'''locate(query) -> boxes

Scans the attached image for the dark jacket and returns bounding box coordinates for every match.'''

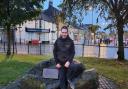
[53,36,75,65]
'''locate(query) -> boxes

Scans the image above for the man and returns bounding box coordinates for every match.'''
[53,26,75,89]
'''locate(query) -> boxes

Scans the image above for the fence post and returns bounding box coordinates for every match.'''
[98,43,100,58]
[4,42,6,52]
[28,43,29,54]
[82,43,85,57]
[12,42,15,54]
[40,43,42,55]
[15,42,17,54]
[82,32,86,57]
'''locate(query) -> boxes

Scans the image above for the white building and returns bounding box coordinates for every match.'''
[13,1,89,44]
[15,1,59,44]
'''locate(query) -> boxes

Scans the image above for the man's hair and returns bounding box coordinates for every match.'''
[61,26,68,32]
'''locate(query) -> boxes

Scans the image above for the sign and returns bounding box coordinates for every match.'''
[43,68,59,79]
[31,40,39,45]
[25,28,50,33]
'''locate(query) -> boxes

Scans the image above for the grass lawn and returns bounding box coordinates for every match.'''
[0,54,51,86]
[78,57,128,89]
[0,54,128,89]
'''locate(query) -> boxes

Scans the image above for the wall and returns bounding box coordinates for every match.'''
[15,20,58,44]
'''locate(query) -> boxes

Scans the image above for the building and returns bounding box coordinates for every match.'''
[15,1,60,44]
[15,1,88,44]
[69,24,93,44]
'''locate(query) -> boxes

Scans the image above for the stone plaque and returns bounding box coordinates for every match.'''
[43,68,59,79]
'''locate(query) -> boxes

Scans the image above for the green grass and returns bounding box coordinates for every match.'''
[77,57,128,89]
[0,54,128,89]
[0,54,51,86]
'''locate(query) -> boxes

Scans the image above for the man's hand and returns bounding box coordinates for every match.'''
[56,63,61,68]
[64,61,70,68]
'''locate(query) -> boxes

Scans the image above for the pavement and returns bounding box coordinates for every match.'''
[98,75,118,89]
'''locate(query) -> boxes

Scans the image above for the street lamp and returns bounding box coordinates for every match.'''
[87,1,94,45]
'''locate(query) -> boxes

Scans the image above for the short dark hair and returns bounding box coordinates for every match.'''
[61,26,68,32]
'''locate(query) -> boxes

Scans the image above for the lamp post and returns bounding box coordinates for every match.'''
[88,1,94,45]
[82,30,86,57]
[91,1,94,44]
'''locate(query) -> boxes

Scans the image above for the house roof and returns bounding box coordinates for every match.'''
[37,12,54,22]
[37,1,61,23]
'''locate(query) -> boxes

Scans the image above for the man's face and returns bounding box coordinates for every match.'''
[61,29,68,39]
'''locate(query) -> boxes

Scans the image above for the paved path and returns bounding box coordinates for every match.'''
[98,75,118,89]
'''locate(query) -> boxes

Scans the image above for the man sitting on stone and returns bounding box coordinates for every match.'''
[53,26,75,89]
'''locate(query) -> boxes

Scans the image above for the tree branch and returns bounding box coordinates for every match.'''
[102,0,113,11]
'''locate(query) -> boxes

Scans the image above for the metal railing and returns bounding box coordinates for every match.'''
[0,42,128,60]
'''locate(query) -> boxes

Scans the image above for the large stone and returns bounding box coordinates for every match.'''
[2,59,99,89]
[73,68,99,89]
[3,74,45,89]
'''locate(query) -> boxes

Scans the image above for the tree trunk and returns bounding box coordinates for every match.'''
[12,29,15,54]
[56,23,59,38]
[117,20,124,61]
[6,24,11,56]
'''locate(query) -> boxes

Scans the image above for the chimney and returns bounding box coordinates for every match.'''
[49,0,53,7]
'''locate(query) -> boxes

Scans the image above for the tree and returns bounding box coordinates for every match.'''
[0,0,45,57]
[88,25,100,44]
[55,11,65,37]
[61,0,128,61]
